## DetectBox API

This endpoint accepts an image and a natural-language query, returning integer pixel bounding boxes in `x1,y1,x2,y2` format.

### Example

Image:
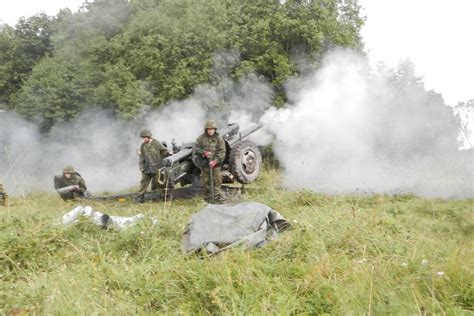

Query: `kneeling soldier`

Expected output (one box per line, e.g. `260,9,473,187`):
54,166,88,201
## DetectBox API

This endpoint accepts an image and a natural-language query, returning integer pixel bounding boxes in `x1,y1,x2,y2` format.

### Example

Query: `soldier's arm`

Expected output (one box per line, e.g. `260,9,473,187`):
193,137,207,156
78,177,87,191
138,145,145,171
216,136,226,164
192,142,200,160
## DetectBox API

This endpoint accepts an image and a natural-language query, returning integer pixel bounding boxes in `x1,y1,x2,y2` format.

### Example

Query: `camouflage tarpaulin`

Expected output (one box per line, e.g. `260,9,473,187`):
182,202,290,255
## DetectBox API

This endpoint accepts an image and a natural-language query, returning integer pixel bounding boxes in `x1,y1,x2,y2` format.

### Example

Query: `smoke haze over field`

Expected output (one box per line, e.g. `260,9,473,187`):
262,49,473,198
1,49,472,199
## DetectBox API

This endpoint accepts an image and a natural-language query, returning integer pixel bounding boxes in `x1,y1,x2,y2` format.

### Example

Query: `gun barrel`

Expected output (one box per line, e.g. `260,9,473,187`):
227,123,262,146
162,143,194,166
240,123,263,139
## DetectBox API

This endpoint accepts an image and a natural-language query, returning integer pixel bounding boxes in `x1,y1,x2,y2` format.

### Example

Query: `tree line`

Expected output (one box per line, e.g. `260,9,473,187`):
0,0,363,132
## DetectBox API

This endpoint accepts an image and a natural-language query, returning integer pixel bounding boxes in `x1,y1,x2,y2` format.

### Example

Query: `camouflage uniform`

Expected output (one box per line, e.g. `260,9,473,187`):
192,120,226,203
54,166,88,201
137,130,170,201
0,183,8,207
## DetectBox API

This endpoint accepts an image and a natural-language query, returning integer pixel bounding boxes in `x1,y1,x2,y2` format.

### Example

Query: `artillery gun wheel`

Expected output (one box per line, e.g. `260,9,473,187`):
229,140,262,184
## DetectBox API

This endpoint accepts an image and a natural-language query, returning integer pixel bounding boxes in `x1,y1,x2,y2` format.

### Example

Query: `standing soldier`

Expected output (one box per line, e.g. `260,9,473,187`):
136,129,170,203
54,166,89,201
192,120,226,203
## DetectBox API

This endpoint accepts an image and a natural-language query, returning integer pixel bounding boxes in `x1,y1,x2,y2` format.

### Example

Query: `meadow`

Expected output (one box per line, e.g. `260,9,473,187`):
1,169,473,315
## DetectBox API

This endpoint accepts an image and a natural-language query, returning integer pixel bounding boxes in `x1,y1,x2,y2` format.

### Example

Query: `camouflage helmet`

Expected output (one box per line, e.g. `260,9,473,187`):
139,129,152,138
204,120,217,130
63,165,75,174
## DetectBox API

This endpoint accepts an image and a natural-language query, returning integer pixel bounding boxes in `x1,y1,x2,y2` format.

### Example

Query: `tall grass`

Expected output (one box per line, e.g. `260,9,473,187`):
1,169,472,314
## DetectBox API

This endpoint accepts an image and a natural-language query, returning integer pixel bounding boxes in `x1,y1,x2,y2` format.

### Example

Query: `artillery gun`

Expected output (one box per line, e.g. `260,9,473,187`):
92,122,263,201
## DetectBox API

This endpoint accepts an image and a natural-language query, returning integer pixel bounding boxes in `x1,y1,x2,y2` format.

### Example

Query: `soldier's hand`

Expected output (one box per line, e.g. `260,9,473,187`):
209,160,218,168
203,151,212,158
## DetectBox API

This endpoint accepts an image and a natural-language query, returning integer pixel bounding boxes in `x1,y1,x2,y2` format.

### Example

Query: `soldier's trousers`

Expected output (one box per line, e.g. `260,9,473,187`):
201,167,223,203
138,172,160,196
59,191,84,201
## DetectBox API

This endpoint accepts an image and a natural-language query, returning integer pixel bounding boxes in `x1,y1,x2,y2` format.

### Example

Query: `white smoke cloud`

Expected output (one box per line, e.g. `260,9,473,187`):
0,105,208,195
262,49,473,198
1,49,472,199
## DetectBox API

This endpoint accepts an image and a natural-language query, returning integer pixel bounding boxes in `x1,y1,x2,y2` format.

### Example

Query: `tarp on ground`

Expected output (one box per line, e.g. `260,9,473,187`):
182,202,290,255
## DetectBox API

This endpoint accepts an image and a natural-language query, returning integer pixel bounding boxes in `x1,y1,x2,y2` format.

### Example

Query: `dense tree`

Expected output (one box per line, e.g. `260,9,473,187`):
0,14,55,107
3,0,364,131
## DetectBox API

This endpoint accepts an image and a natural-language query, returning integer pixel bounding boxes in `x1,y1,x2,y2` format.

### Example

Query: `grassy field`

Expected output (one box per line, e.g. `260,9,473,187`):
1,169,473,315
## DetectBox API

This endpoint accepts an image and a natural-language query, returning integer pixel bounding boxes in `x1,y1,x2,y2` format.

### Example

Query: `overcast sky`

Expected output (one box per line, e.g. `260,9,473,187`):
359,0,474,106
0,0,473,106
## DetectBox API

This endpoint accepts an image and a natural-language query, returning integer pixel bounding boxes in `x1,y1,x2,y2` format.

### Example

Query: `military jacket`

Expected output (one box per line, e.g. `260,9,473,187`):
54,173,87,191
192,132,226,169
139,138,170,174
54,173,87,200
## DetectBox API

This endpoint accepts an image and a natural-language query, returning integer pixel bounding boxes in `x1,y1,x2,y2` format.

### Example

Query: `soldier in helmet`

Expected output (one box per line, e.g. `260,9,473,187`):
54,166,88,201
192,120,226,203
136,129,170,203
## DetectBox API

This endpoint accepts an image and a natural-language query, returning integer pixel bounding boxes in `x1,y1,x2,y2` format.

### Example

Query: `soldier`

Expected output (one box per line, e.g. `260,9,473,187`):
54,166,89,201
0,183,8,207
192,120,226,203
136,129,170,203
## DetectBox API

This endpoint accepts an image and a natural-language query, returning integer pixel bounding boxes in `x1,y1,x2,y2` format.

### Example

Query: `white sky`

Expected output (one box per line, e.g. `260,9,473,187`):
359,0,474,105
0,0,473,106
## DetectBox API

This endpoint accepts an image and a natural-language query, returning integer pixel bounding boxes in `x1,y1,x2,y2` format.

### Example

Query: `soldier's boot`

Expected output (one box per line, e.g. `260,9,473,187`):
215,192,227,204
213,186,227,204
135,195,145,203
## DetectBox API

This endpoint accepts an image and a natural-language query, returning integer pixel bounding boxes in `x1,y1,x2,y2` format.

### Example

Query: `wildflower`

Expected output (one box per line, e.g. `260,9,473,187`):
421,259,429,266
401,262,408,267
436,271,444,277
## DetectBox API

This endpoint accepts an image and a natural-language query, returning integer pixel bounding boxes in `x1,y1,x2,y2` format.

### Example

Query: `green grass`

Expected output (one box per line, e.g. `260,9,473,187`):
1,169,473,315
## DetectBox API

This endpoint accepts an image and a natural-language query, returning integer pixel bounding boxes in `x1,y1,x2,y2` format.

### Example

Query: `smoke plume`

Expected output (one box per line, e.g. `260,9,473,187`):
262,49,473,198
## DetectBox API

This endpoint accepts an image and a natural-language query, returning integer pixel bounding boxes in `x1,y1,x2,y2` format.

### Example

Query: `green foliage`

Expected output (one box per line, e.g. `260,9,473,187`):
1,0,364,131
0,171,472,314
97,62,152,118
0,14,55,107
15,54,101,132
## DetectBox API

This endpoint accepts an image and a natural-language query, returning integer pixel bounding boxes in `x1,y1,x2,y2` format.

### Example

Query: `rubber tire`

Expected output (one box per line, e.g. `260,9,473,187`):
229,140,262,184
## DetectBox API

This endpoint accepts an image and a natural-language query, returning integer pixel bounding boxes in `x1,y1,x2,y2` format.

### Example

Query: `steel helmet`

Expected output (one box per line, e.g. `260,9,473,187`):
204,120,217,130
140,129,152,138
63,165,75,174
